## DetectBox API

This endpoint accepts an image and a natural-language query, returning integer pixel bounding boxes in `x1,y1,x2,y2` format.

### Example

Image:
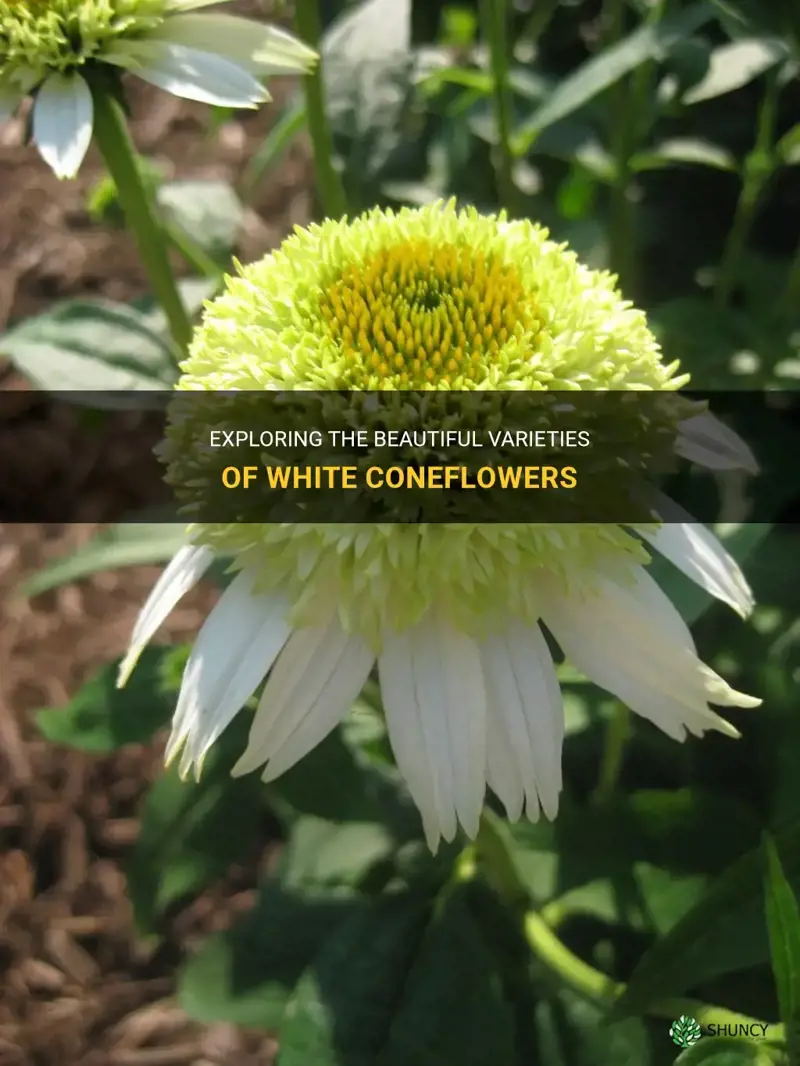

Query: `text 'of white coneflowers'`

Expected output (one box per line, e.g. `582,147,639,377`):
121,200,761,852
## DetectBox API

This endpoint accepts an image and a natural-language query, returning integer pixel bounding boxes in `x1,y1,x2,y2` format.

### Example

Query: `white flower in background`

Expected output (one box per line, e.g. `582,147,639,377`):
0,0,316,178
121,201,761,852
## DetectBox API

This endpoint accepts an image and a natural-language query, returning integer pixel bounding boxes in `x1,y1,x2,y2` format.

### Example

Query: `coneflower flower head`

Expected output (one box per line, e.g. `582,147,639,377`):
123,201,760,851
0,0,317,177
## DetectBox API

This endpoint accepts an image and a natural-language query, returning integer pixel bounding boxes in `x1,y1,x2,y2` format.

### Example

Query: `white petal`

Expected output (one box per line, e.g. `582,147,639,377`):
32,73,93,179
106,40,269,108
167,568,291,776
540,574,759,743
600,562,697,652
437,620,488,839
232,614,373,780
380,612,487,851
376,631,441,850
156,15,317,75
119,543,215,687
480,620,564,823
676,411,759,474
0,86,22,124
642,496,754,618
602,573,757,708
484,705,525,823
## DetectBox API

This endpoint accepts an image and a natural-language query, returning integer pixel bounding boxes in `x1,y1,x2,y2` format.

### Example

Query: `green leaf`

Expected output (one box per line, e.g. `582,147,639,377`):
279,885,517,1066
674,1038,773,1065
157,180,243,262
418,66,494,98
280,816,396,891
278,894,430,1065
179,882,358,1029
763,836,800,1048
36,646,185,753
682,37,790,104
776,123,800,166
23,523,187,596
0,299,179,392
243,95,307,195
179,773,415,1031
512,2,716,154
610,817,800,1019
631,138,737,173
127,716,265,936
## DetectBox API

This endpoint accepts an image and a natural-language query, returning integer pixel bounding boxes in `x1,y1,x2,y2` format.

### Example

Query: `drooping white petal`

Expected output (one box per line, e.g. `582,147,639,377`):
642,496,754,618
0,86,21,124
119,543,215,687
604,572,758,709
105,40,269,108
480,619,563,823
167,568,291,776
599,561,697,652
32,73,93,179
155,15,317,75
379,611,487,851
540,573,759,743
232,613,373,780
676,411,758,474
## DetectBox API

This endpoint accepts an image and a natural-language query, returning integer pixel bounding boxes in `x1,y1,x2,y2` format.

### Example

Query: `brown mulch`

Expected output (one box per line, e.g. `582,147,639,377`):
0,522,282,1066
0,12,314,1061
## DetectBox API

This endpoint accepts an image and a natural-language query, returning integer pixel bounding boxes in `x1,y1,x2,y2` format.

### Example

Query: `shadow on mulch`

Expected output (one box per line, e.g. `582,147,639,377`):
0,15,312,1060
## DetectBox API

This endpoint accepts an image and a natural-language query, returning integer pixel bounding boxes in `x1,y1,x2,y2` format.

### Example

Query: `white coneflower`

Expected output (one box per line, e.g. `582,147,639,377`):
121,201,760,852
0,0,316,178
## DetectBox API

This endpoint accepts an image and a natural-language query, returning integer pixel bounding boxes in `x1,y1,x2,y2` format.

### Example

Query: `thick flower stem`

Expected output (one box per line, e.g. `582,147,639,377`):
479,0,517,215
294,0,348,219
715,71,780,309
476,812,784,1048
90,85,192,353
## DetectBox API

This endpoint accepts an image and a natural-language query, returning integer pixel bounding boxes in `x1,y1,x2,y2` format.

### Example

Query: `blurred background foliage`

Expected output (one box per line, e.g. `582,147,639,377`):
6,0,800,1063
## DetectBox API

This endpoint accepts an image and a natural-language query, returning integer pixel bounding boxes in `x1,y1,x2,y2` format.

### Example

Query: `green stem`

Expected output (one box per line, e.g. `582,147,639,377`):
479,0,517,214
294,0,347,219
715,72,780,309
593,703,630,803
164,221,224,281
604,0,666,298
604,0,635,293
476,813,785,1046
90,85,192,352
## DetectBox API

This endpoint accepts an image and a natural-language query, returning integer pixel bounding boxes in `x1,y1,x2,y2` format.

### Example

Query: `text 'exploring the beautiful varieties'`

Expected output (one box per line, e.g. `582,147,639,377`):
2,389,798,525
